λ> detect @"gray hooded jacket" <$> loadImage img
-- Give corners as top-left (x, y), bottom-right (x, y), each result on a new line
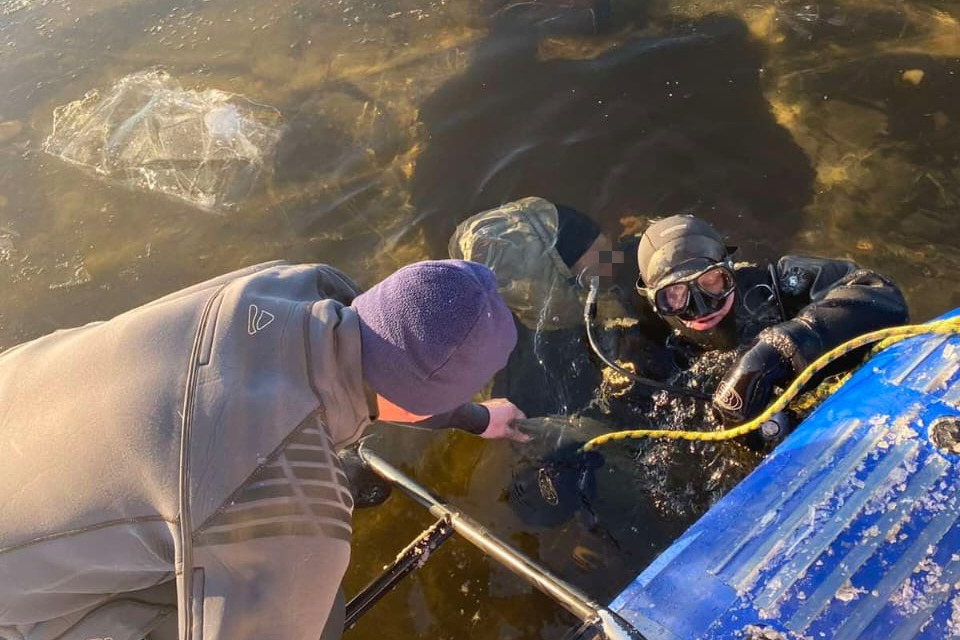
top-left (0, 262), bottom-right (373, 640)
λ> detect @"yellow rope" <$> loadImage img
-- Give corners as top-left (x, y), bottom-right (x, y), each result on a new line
top-left (787, 371), bottom-right (850, 415)
top-left (581, 316), bottom-right (960, 452)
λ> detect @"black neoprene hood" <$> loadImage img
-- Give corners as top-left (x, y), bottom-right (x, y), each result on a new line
top-left (637, 215), bottom-right (732, 287)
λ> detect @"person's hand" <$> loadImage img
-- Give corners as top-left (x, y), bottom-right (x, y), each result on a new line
top-left (479, 398), bottom-right (531, 442)
top-left (713, 340), bottom-right (792, 424)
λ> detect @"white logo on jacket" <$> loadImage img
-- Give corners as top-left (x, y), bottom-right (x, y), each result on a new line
top-left (248, 304), bottom-right (275, 335)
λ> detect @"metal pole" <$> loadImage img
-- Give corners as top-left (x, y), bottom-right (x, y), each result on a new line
top-left (345, 517), bottom-right (455, 628)
top-left (357, 445), bottom-right (647, 640)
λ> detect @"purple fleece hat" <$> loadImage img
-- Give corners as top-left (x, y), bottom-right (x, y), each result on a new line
top-left (352, 260), bottom-right (517, 415)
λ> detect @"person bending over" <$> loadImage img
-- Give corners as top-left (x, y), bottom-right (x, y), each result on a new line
top-left (0, 259), bottom-right (525, 640)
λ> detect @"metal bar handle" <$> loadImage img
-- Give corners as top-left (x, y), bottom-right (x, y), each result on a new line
top-left (345, 517), bottom-right (455, 628)
top-left (357, 445), bottom-right (646, 640)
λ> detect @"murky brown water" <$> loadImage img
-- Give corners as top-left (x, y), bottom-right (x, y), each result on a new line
top-left (1, 0), bottom-right (958, 637)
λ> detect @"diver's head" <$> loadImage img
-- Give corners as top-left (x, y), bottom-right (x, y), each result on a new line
top-left (555, 204), bottom-right (608, 277)
top-left (637, 215), bottom-right (738, 348)
top-left (449, 198), bottom-right (612, 330)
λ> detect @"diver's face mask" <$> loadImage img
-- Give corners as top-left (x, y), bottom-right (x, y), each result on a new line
top-left (638, 261), bottom-right (736, 321)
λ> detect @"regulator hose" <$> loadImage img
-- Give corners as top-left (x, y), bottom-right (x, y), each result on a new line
top-left (584, 276), bottom-right (711, 401)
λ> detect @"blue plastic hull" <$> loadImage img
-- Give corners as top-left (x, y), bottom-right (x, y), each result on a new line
top-left (612, 311), bottom-right (960, 639)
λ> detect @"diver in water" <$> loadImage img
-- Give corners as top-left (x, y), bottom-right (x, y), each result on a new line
top-left (449, 196), bottom-right (621, 420)
top-left (449, 197), bottom-right (683, 419)
top-left (451, 198), bottom-right (909, 429)
top-left (448, 197), bottom-right (908, 546)
top-left (633, 213), bottom-right (909, 425)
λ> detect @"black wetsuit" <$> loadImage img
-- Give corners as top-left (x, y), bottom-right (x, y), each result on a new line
top-left (496, 250), bottom-right (908, 425)
top-left (504, 248), bottom-right (907, 502)
top-left (499, 247), bottom-right (908, 592)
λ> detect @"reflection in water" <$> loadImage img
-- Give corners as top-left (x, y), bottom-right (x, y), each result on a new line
top-left (1, 0), bottom-right (959, 637)
top-left (745, 0), bottom-right (960, 320)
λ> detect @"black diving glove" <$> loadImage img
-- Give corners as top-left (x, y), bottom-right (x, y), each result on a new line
top-left (713, 339), bottom-right (793, 424)
top-left (338, 447), bottom-right (392, 508)
top-left (507, 441), bottom-right (605, 528)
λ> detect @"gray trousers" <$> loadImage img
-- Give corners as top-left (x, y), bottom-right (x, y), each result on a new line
top-left (2, 584), bottom-right (344, 640)
top-left (318, 590), bottom-right (345, 640)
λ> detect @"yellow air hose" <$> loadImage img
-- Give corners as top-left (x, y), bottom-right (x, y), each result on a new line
top-left (581, 315), bottom-right (960, 452)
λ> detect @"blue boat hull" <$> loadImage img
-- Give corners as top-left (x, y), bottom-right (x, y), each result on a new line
top-left (611, 310), bottom-right (960, 639)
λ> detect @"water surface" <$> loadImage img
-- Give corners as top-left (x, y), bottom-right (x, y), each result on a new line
top-left (1, 0), bottom-right (958, 636)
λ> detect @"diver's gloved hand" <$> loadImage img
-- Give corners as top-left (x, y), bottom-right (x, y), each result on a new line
top-left (508, 441), bottom-right (604, 528)
top-left (338, 447), bottom-right (392, 509)
top-left (713, 339), bottom-right (792, 424)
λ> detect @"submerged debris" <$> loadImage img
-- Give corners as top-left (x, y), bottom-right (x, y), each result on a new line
top-left (48, 258), bottom-right (92, 290)
top-left (901, 69), bottom-right (926, 85)
top-left (0, 226), bottom-right (17, 262)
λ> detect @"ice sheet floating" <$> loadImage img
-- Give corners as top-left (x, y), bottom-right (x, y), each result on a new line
top-left (44, 69), bottom-right (283, 211)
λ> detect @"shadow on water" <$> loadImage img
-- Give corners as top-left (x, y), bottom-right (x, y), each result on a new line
top-left (412, 8), bottom-right (816, 257)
